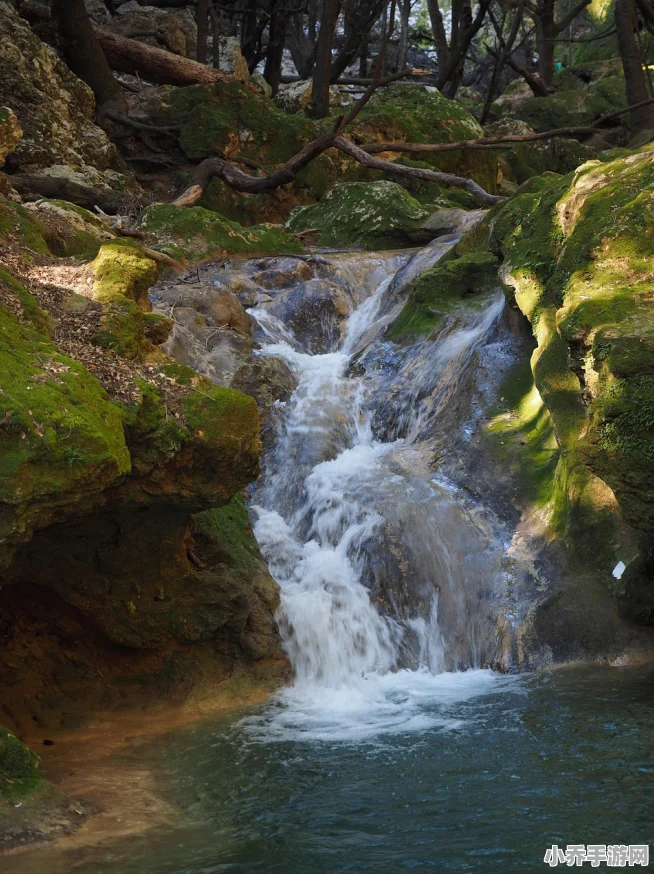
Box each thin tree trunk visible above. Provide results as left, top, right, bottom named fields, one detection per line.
left=535, top=0, right=556, bottom=85
left=308, top=0, right=340, bottom=118
left=359, top=38, right=368, bottom=77
left=209, top=1, right=220, bottom=69
left=52, top=0, right=124, bottom=112
left=196, top=0, right=208, bottom=64
left=398, top=0, right=410, bottom=69
left=615, top=0, right=654, bottom=132
left=263, top=2, right=286, bottom=96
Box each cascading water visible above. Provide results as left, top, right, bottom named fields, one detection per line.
left=244, top=242, right=514, bottom=740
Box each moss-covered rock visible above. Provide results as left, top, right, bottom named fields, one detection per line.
left=0, top=727, right=46, bottom=806
left=89, top=239, right=158, bottom=358
left=286, top=181, right=431, bottom=249
left=141, top=202, right=302, bottom=263
left=0, top=200, right=50, bottom=256
left=25, top=200, right=115, bottom=260
left=351, top=84, right=497, bottom=193
left=0, top=271, right=131, bottom=560
left=490, top=146, right=654, bottom=547
left=490, top=63, right=626, bottom=133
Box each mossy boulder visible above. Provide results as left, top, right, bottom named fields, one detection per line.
left=25, top=200, right=115, bottom=260
left=491, top=63, right=626, bottom=133
left=141, top=202, right=302, bottom=263
left=0, top=727, right=46, bottom=806
left=0, top=200, right=50, bottom=256
left=350, top=84, right=497, bottom=193
left=489, top=146, right=654, bottom=551
left=90, top=239, right=158, bottom=359
left=0, top=270, right=131, bottom=560
left=149, top=80, right=335, bottom=223
left=286, top=181, right=431, bottom=249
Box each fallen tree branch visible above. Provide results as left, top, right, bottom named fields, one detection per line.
left=95, top=27, right=231, bottom=87
left=332, top=137, right=503, bottom=205
left=8, top=174, right=138, bottom=214
left=171, top=67, right=501, bottom=208
left=359, top=97, right=654, bottom=155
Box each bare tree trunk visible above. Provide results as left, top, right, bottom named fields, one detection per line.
left=52, top=0, right=125, bottom=112
left=427, top=0, right=450, bottom=75
left=264, top=1, right=287, bottom=95
left=308, top=0, right=340, bottom=118
left=535, top=0, right=556, bottom=85
left=209, top=0, right=220, bottom=68
left=196, top=0, right=208, bottom=64
left=359, top=38, right=368, bottom=77
left=288, top=12, right=316, bottom=78
left=616, top=0, right=654, bottom=133
left=330, top=0, right=387, bottom=83
left=398, top=0, right=410, bottom=69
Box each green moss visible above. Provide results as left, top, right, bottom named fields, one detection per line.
left=0, top=728, right=46, bottom=805
left=286, top=181, right=430, bottom=249
left=183, top=382, right=259, bottom=445
left=91, top=239, right=157, bottom=309
left=492, top=144, right=654, bottom=533
left=0, top=286, right=130, bottom=537
left=90, top=240, right=158, bottom=359
left=141, top=203, right=302, bottom=263
left=38, top=200, right=114, bottom=260
left=0, top=201, right=49, bottom=256
left=123, top=379, right=188, bottom=473
left=390, top=251, right=500, bottom=337
left=194, top=493, right=260, bottom=572
left=352, top=84, right=497, bottom=192
left=170, top=80, right=316, bottom=165
left=0, top=268, right=52, bottom=336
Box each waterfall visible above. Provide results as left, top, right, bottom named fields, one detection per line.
left=245, top=245, right=510, bottom=741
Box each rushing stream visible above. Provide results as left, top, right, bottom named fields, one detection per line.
left=8, top=244, right=654, bottom=874
left=246, top=239, right=509, bottom=740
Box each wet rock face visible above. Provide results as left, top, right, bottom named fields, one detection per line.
left=154, top=280, right=296, bottom=436
left=265, top=280, right=352, bottom=353
left=0, top=239, right=289, bottom=735
left=0, top=2, right=137, bottom=192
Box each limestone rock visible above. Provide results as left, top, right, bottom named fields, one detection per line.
left=250, top=70, right=272, bottom=97
left=140, top=203, right=301, bottom=263
left=0, top=2, right=137, bottom=193
left=163, top=283, right=253, bottom=334
left=352, top=84, right=498, bottom=194
left=489, top=61, right=626, bottom=133
left=0, top=106, right=21, bottom=167
left=216, top=37, right=249, bottom=84
left=84, top=0, right=109, bottom=23
left=274, top=80, right=350, bottom=114
left=105, top=7, right=197, bottom=57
